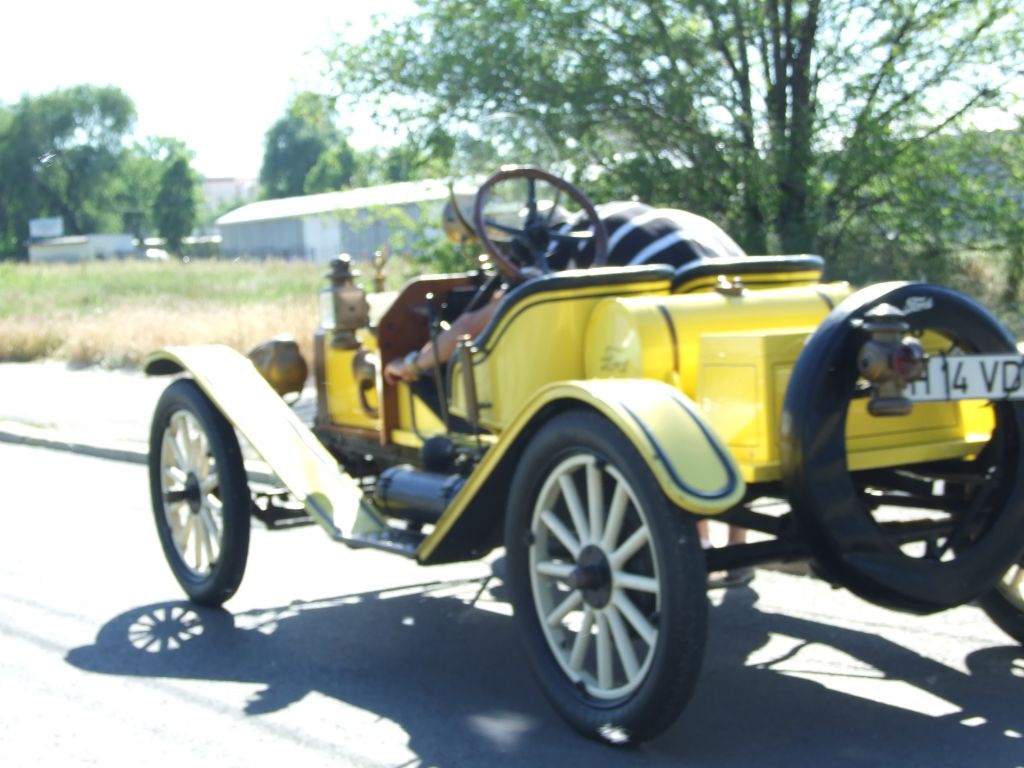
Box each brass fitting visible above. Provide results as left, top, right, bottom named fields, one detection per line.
left=326, top=254, right=370, bottom=349
left=857, top=303, right=926, bottom=416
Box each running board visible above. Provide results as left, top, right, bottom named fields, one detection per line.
left=349, top=529, right=425, bottom=558
left=146, top=345, right=389, bottom=542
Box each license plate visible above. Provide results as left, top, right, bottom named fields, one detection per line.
left=906, top=354, right=1024, bottom=401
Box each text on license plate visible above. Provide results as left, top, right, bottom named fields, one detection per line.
left=906, top=354, right=1024, bottom=401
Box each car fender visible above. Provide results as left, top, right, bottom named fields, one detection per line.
left=552, top=379, right=745, bottom=513
left=420, top=378, right=745, bottom=563
left=145, top=345, right=387, bottom=540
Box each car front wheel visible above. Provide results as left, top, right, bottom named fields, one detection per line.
left=148, top=379, right=250, bottom=606
left=505, top=410, right=707, bottom=745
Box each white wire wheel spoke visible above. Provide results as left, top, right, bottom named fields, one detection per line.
left=605, top=603, right=640, bottom=681
left=558, top=473, right=590, bottom=544
left=615, top=571, right=660, bottom=594
left=199, top=504, right=222, bottom=550
left=595, top=612, right=614, bottom=690
left=200, top=473, right=220, bottom=495
left=586, top=460, right=605, bottom=544
left=569, top=608, right=596, bottom=672
left=613, top=590, right=658, bottom=647
left=163, top=465, right=188, bottom=486
left=191, top=514, right=204, bottom=571
left=601, top=480, right=630, bottom=550
left=611, top=524, right=651, bottom=571
left=546, top=590, right=584, bottom=628
left=174, top=413, right=195, bottom=468
left=195, top=434, right=212, bottom=480
left=174, top=509, right=194, bottom=553
left=539, top=509, right=581, bottom=559
left=196, top=512, right=215, bottom=569
left=164, top=427, right=189, bottom=474
left=186, top=419, right=204, bottom=469
left=536, top=561, right=575, bottom=582
left=185, top=418, right=204, bottom=470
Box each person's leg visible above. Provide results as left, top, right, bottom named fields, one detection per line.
left=409, top=369, right=482, bottom=435
left=704, top=520, right=754, bottom=589
left=698, top=519, right=711, bottom=549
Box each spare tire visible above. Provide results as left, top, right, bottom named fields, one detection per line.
left=780, top=282, right=1024, bottom=614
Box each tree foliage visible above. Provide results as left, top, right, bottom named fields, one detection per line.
left=0, top=87, right=205, bottom=260
left=330, top=0, right=1023, bottom=271
left=113, top=137, right=193, bottom=239
left=154, top=153, right=198, bottom=254
left=304, top=142, right=359, bottom=194
left=259, top=92, right=350, bottom=199
left=0, top=85, right=136, bottom=255
left=259, top=92, right=453, bottom=196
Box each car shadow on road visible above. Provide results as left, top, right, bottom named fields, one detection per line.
left=66, top=577, right=1023, bottom=767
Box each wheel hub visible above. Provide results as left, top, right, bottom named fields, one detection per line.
left=184, top=472, right=202, bottom=515
left=569, top=545, right=613, bottom=608
left=523, top=220, right=552, bottom=253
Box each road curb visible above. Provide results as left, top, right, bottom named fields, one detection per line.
left=0, top=421, right=283, bottom=487
left=0, top=423, right=148, bottom=465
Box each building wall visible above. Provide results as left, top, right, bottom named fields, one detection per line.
left=86, top=234, right=136, bottom=259
left=28, top=238, right=89, bottom=263
left=219, top=218, right=305, bottom=259
left=336, top=204, right=428, bottom=263
left=302, top=215, right=342, bottom=263
left=219, top=203, right=440, bottom=263
left=28, top=234, right=135, bottom=263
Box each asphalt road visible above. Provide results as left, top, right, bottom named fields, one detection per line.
left=2, top=441, right=1022, bottom=767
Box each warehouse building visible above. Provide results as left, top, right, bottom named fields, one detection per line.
left=216, top=179, right=472, bottom=262
left=28, top=233, right=136, bottom=263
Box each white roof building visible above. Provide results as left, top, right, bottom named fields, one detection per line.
left=216, top=179, right=472, bottom=262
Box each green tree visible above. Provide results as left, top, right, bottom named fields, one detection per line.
left=330, top=0, right=1022, bottom=265
left=944, top=126, right=1024, bottom=315
left=304, top=141, right=358, bottom=193
left=355, top=129, right=457, bottom=185
left=0, top=85, right=135, bottom=257
left=260, top=92, right=346, bottom=199
left=153, top=154, right=198, bottom=254
left=0, top=105, right=16, bottom=257
left=112, top=137, right=193, bottom=240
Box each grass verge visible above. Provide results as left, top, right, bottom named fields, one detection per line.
left=0, top=260, right=331, bottom=368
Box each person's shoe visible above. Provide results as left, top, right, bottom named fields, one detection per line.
left=707, top=567, right=755, bottom=589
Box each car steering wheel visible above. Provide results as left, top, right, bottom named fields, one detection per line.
left=472, top=166, right=609, bottom=282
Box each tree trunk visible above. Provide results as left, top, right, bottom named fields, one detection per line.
left=775, top=0, right=819, bottom=254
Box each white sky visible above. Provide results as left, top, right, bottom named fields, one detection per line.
left=0, top=0, right=415, bottom=179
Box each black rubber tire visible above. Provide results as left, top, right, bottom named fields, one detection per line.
left=781, top=282, right=1024, bottom=614
left=979, top=560, right=1024, bottom=644
left=505, top=409, right=707, bottom=745
left=148, top=379, right=250, bottom=606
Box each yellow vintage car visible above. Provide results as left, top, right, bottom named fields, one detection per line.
left=144, top=166, right=1024, bottom=745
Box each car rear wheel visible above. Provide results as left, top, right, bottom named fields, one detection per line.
left=148, top=379, right=250, bottom=606
left=781, top=282, right=1024, bottom=614
left=505, top=410, right=707, bottom=745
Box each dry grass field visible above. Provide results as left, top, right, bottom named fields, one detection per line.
left=0, top=260, right=337, bottom=368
